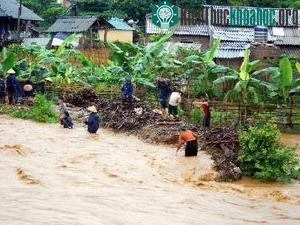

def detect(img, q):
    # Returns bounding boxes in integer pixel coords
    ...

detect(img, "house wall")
[250,44,281,66]
[98,30,133,43]
[215,58,243,70]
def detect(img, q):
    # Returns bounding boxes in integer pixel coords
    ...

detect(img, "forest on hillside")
[22,0,300,28]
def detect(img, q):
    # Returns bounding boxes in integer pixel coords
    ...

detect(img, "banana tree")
[254,57,300,104]
[253,57,300,126]
[106,32,174,88]
[213,49,273,121]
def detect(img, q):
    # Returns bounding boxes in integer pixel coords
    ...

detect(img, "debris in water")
[16,168,41,185]
[0,144,26,156]
[200,127,242,182]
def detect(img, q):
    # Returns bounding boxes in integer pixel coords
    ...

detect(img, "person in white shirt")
[168,91,183,117]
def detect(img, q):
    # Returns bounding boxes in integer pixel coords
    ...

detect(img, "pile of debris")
[96,99,162,131]
[66,89,99,108]
[66,90,163,131]
[200,127,242,181]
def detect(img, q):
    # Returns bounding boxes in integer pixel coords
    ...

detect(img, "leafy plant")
[0,47,16,73]
[238,123,300,182]
[254,57,300,104]
[0,94,57,123]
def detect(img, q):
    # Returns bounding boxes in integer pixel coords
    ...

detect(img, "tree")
[254,57,300,104]
[212,49,274,121]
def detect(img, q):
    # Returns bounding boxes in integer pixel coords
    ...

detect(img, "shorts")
[169,105,178,116]
[185,140,198,157]
[160,99,168,109]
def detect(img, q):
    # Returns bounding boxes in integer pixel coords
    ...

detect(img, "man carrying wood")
[176,125,198,157]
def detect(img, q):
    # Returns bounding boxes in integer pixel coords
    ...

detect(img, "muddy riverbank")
[0,115,299,225]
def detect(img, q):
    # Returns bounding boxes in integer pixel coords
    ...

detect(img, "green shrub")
[27,94,57,123]
[190,107,203,124]
[0,94,57,123]
[190,108,237,126]
[238,123,300,182]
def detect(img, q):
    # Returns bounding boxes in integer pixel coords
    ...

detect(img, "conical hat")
[87,106,97,113]
[23,84,33,92]
[7,68,16,74]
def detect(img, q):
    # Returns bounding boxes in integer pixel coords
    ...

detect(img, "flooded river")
[0,115,299,225]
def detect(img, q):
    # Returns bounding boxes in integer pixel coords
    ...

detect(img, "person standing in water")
[176,125,198,157]
[85,106,100,134]
[194,97,211,128]
[58,97,73,129]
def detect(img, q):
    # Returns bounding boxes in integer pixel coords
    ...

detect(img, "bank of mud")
[0,115,300,225]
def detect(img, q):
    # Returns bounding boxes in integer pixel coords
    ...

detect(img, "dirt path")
[0,115,299,225]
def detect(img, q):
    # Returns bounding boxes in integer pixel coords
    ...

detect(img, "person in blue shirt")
[121,76,133,109]
[85,106,100,134]
[6,69,21,105]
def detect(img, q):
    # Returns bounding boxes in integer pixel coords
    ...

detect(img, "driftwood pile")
[200,127,242,181]
[66,89,162,131]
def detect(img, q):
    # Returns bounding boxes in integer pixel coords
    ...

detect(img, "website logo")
[152,1,179,29]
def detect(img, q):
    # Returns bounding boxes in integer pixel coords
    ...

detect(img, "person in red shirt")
[193,97,211,128]
[176,125,198,157]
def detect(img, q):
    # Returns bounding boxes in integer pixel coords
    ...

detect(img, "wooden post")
[17,0,23,42]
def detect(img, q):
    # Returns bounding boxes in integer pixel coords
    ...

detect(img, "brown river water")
[0,115,299,225]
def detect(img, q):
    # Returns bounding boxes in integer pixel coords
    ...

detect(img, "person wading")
[6,69,21,105]
[194,97,211,128]
[176,125,198,157]
[121,76,133,109]
[85,106,100,134]
[58,97,73,129]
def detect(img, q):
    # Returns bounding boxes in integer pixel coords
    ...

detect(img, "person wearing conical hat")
[85,106,100,134]
[6,68,21,105]
[23,80,34,106]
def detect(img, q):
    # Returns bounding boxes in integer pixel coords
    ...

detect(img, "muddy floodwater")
[0,115,299,225]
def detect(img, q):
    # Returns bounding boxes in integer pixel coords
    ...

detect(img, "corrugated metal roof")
[47,16,100,33]
[0,0,43,21]
[280,47,300,57]
[23,37,51,47]
[164,42,202,51]
[108,18,134,31]
[146,16,209,36]
[273,28,300,46]
[215,41,250,59]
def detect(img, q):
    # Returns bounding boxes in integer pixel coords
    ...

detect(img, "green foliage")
[0,94,57,123]
[0,47,16,73]
[190,108,237,126]
[213,49,273,104]
[255,57,300,104]
[238,123,300,182]
[190,107,203,124]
